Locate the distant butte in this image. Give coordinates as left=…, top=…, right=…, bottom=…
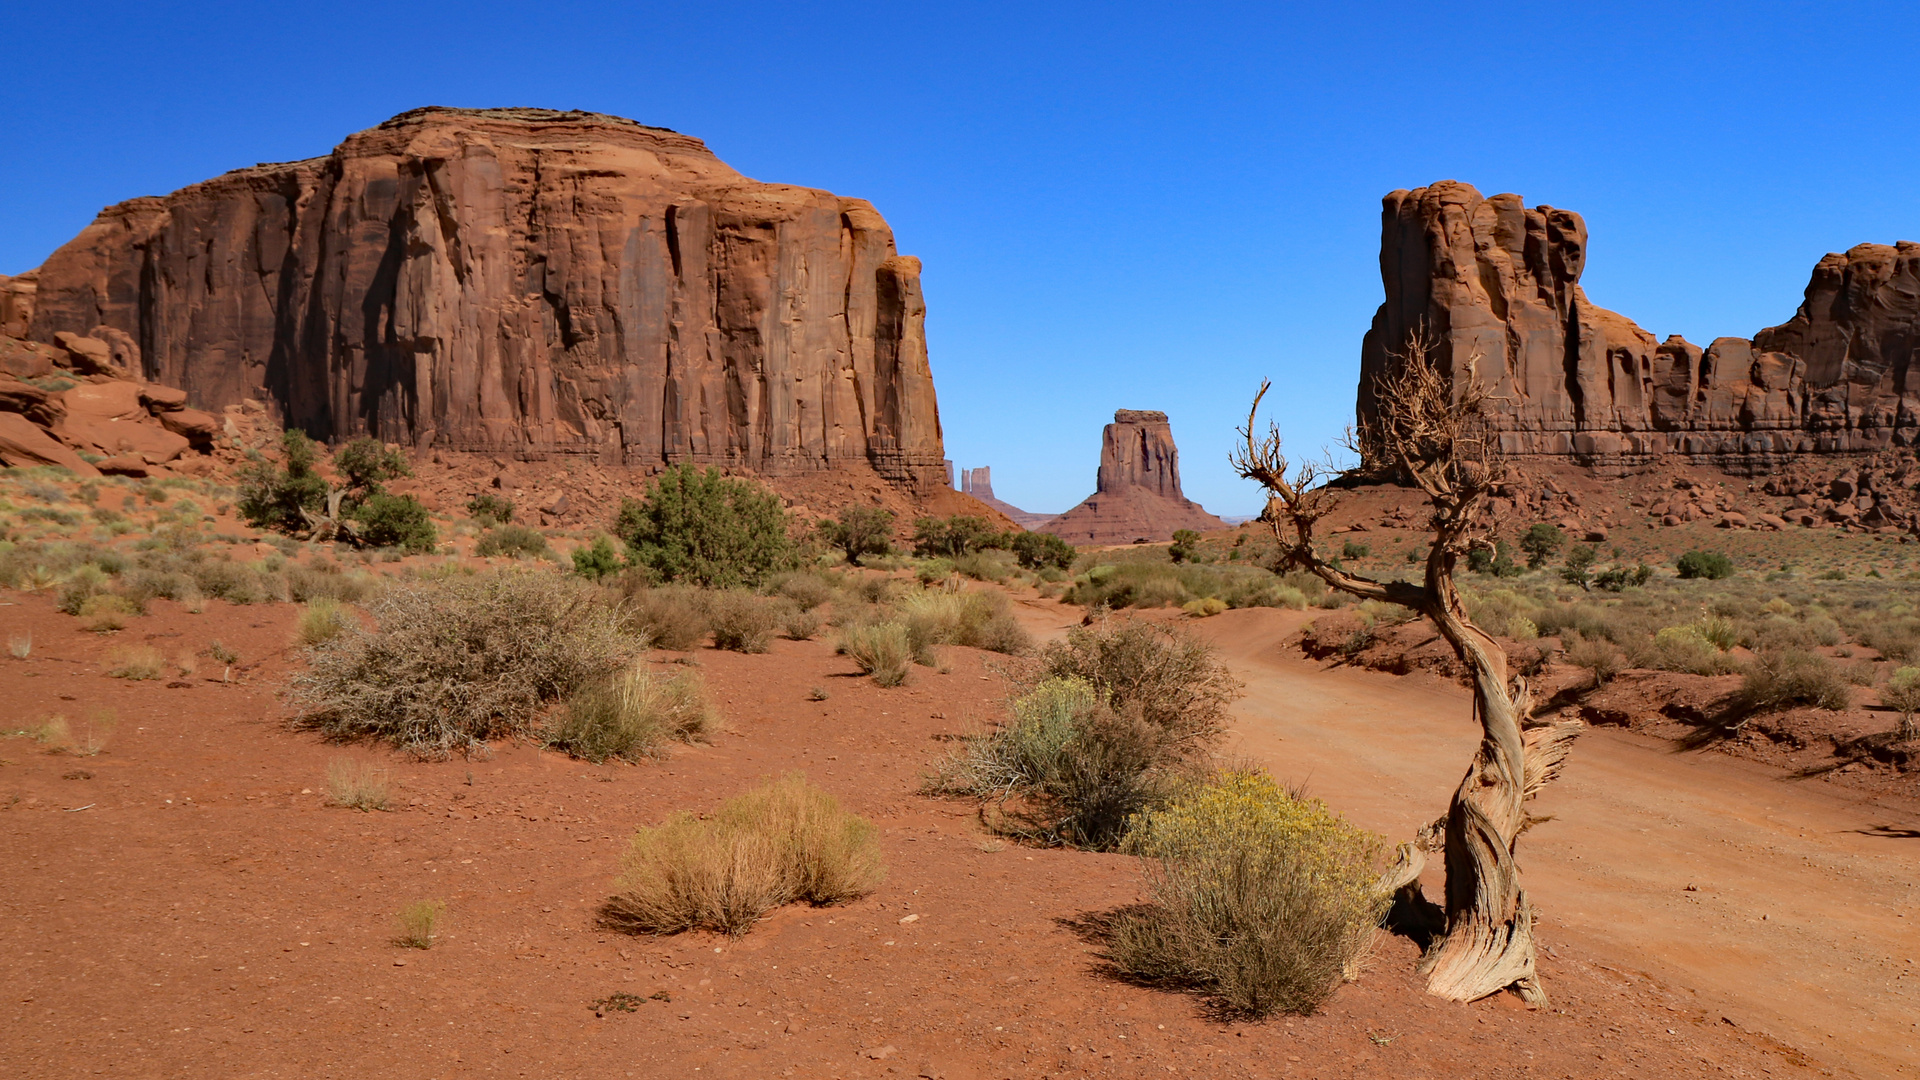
left=1039, top=409, right=1225, bottom=544
left=1361, top=180, right=1920, bottom=474
left=958, top=467, right=1054, bottom=529
left=15, top=106, right=950, bottom=494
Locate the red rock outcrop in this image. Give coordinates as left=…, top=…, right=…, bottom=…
left=1359, top=181, right=1920, bottom=473
left=1039, top=410, right=1226, bottom=544
left=958, top=466, right=1054, bottom=529
left=24, top=107, right=948, bottom=492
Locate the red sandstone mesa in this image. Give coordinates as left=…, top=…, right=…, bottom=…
left=24, top=107, right=949, bottom=492
left=1359, top=181, right=1920, bottom=472
left=1041, top=409, right=1226, bottom=544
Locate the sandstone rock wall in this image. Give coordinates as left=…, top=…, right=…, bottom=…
left=1359, top=181, right=1920, bottom=473
left=1040, top=410, right=1225, bottom=544
left=25, top=107, right=948, bottom=491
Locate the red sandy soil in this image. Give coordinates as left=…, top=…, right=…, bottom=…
left=0, top=587, right=1889, bottom=1079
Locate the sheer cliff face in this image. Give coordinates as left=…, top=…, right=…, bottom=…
left=1360, top=181, right=1920, bottom=471
left=1040, top=410, right=1224, bottom=544
left=26, top=107, right=947, bottom=490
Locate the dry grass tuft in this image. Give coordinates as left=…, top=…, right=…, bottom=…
left=326, top=757, right=391, bottom=811
left=107, top=645, right=166, bottom=681
left=604, top=773, right=884, bottom=937
left=1109, top=770, right=1387, bottom=1018
left=707, top=591, right=779, bottom=653
left=617, top=582, right=711, bottom=651
left=296, top=598, right=353, bottom=646
left=546, top=665, right=719, bottom=763
left=837, top=621, right=913, bottom=687
left=394, top=900, right=445, bottom=948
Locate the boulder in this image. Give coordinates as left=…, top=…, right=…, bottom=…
left=27, top=106, right=949, bottom=493
left=156, top=407, right=218, bottom=449
left=0, top=336, right=54, bottom=379
left=95, top=454, right=159, bottom=478
left=0, top=374, right=65, bottom=427
left=139, top=384, right=189, bottom=412
left=0, top=272, right=35, bottom=338
left=52, top=332, right=118, bottom=376
left=0, top=413, right=100, bottom=475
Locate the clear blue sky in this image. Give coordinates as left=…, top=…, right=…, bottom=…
left=4, top=2, right=1916, bottom=516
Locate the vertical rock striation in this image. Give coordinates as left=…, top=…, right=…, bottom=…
left=25, top=107, right=948, bottom=490
left=1041, top=410, right=1225, bottom=544
left=1360, top=181, right=1920, bottom=472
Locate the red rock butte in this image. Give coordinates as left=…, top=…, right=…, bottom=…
left=1360, top=181, right=1920, bottom=474
left=1040, top=409, right=1225, bottom=544
left=18, top=106, right=949, bottom=492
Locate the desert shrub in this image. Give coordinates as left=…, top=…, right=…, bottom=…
left=1676, top=550, right=1736, bottom=580
left=1299, top=611, right=1374, bottom=660
left=237, top=430, right=328, bottom=532
left=1594, top=564, right=1654, bottom=592
left=819, top=505, right=895, bottom=563
left=613, top=465, right=795, bottom=588
left=1736, top=649, right=1851, bottom=714
left=1183, top=597, right=1228, bottom=618
left=107, top=646, right=165, bottom=680
left=1858, top=617, right=1920, bottom=663
left=571, top=534, right=625, bottom=580
left=708, top=591, right=780, bottom=653
left=1110, top=770, right=1387, bottom=1018
left=782, top=608, right=821, bottom=641
left=475, top=524, right=551, bottom=560
left=1011, top=530, right=1076, bottom=571
left=1338, top=539, right=1369, bottom=561
left=617, top=581, right=712, bottom=651
left=351, top=492, right=437, bottom=553
left=1645, top=626, right=1727, bottom=675
left=915, top=558, right=957, bottom=587
left=286, top=561, right=375, bottom=603
left=291, top=571, right=634, bottom=757
left=1565, top=634, right=1623, bottom=686
left=547, top=664, right=717, bottom=762
left=466, top=493, right=515, bottom=526
left=837, top=621, right=913, bottom=686
left=605, top=773, right=884, bottom=936
left=932, top=677, right=1184, bottom=850
left=193, top=559, right=283, bottom=604
left=297, top=598, right=353, bottom=645
left=770, top=571, right=837, bottom=611
left=1467, top=539, right=1521, bottom=577
left=332, top=438, right=411, bottom=500
left=1882, top=666, right=1920, bottom=739
left=394, top=900, right=444, bottom=948
left=953, top=549, right=1019, bottom=584
left=1561, top=545, right=1598, bottom=589
left=55, top=564, right=111, bottom=614
left=325, top=757, right=390, bottom=811
left=1040, top=617, right=1239, bottom=751
left=1519, top=523, right=1566, bottom=569
left=1694, top=614, right=1740, bottom=651
left=898, top=588, right=1032, bottom=658
left=1170, top=530, right=1203, bottom=564
left=910, top=515, right=1005, bottom=559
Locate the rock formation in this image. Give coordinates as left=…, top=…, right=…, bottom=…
left=23, top=107, right=948, bottom=492
left=958, top=466, right=1053, bottom=528
left=1040, top=410, right=1225, bottom=544
left=1359, top=181, right=1920, bottom=473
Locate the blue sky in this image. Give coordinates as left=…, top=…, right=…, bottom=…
left=4, top=2, right=1916, bottom=516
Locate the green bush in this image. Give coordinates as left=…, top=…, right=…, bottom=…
left=1676, top=550, right=1735, bottom=580
left=1467, top=539, right=1521, bottom=577
left=571, top=535, right=625, bottom=580
left=466, top=493, right=515, bottom=527
left=819, top=505, right=895, bottom=563
left=911, top=515, right=1005, bottom=559
left=897, top=588, right=1031, bottom=659
left=613, top=465, right=795, bottom=589
left=1170, top=530, right=1202, bottom=564
left=331, top=438, right=411, bottom=500
left=1561, top=545, right=1598, bottom=589
left=351, top=492, right=437, bottom=553
left=547, top=664, right=717, bottom=762
left=290, top=571, right=634, bottom=758
left=236, top=431, right=328, bottom=532
left=1594, top=563, right=1653, bottom=591
left=1011, top=530, right=1076, bottom=571
left=1519, top=524, right=1566, bottom=569
left=1110, top=770, right=1387, bottom=1018
left=475, top=524, right=552, bottom=560
left=1338, top=539, right=1370, bottom=561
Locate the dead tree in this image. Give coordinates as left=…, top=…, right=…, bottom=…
left=1232, top=334, right=1581, bottom=1005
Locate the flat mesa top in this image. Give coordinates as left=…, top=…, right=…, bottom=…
left=1113, top=409, right=1170, bottom=424
left=376, top=106, right=681, bottom=136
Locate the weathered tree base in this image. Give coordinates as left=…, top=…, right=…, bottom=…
left=1418, top=889, right=1547, bottom=1006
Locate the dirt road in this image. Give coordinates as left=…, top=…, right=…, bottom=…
left=1176, top=607, right=1920, bottom=1079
